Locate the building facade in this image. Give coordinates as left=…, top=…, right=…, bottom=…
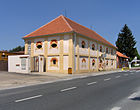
left=116, top=51, right=129, bottom=68
left=23, top=15, right=117, bottom=74
left=0, top=51, right=24, bottom=71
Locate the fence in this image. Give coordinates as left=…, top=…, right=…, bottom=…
left=0, top=60, right=8, bottom=71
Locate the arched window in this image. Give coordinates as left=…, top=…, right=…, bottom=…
left=50, top=39, right=58, bottom=48
left=100, top=46, right=102, bottom=52
left=111, top=60, right=113, bottom=65
left=50, top=58, right=58, bottom=67
left=92, top=59, right=95, bottom=66
left=36, top=41, right=42, bottom=49
left=106, top=48, right=108, bottom=53
left=106, top=60, right=108, bottom=65
left=92, top=44, right=95, bottom=50
left=81, top=58, right=86, bottom=68
left=81, top=41, right=85, bottom=48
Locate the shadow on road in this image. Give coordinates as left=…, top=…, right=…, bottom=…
left=131, top=97, right=140, bottom=101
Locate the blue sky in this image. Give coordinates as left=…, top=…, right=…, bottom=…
left=0, top=0, right=139, bottom=53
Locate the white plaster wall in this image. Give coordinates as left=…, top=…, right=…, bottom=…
left=63, top=35, right=69, bottom=53
left=48, top=36, right=60, bottom=54
left=98, top=44, right=105, bottom=57
left=90, top=41, right=97, bottom=57
left=106, top=47, right=111, bottom=58
left=79, top=37, right=88, bottom=55
left=34, top=38, right=45, bottom=55
left=90, top=57, right=97, bottom=70
left=8, top=55, right=30, bottom=73
left=63, top=56, right=68, bottom=70
left=48, top=56, right=59, bottom=70
left=79, top=57, right=88, bottom=70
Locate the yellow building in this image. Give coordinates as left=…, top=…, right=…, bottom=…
left=23, top=15, right=117, bottom=74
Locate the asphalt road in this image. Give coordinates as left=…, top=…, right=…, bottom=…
left=0, top=70, right=140, bottom=110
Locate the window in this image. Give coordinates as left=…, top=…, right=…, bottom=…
left=111, top=60, right=113, bottom=65
left=106, top=60, right=108, bottom=65
left=92, top=59, right=95, bottom=66
left=106, top=48, right=108, bottom=53
left=1, top=55, right=6, bottom=58
left=36, top=41, right=42, bottom=49
left=100, top=59, right=103, bottom=63
left=111, top=49, right=113, bottom=55
left=28, top=40, right=31, bottom=54
left=100, top=46, right=102, bottom=52
left=50, top=58, right=58, bottom=67
left=21, top=58, right=26, bottom=70
left=81, top=41, right=85, bottom=48
left=50, top=39, right=58, bottom=48
left=53, top=59, right=56, bottom=65
left=92, top=44, right=95, bottom=50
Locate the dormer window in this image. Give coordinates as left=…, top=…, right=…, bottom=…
left=81, top=41, right=85, bottom=48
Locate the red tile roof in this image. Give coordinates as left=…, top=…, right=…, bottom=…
left=116, top=51, right=129, bottom=59
left=23, top=15, right=116, bottom=48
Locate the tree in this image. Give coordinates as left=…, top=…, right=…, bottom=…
left=135, top=48, right=140, bottom=60
left=116, top=24, right=136, bottom=61
left=9, top=46, right=25, bottom=52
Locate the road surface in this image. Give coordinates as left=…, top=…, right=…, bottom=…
left=0, top=70, right=140, bottom=110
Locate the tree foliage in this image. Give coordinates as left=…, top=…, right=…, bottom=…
left=9, top=46, right=25, bottom=52
left=135, top=48, right=140, bottom=60
left=116, top=24, right=136, bottom=61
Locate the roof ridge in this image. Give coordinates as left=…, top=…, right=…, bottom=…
left=64, top=17, right=114, bottom=47
left=24, top=15, right=63, bottom=38
left=61, top=16, right=74, bottom=31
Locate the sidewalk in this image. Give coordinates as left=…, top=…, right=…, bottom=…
left=0, top=69, right=122, bottom=90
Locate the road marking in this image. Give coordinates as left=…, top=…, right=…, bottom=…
left=130, top=73, right=134, bottom=75
left=128, top=92, right=138, bottom=99
left=79, top=76, right=88, bottom=78
left=111, top=107, right=121, bottom=110
left=60, top=87, right=77, bottom=92
left=104, top=78, right=111, bottom=81
left=124, top=74, right=128, bottom=76
left=115, top=76, right=120, bottom=78
left=15, top=95, right=42, bottom=103
left=87, top=82, right=97, bottom=85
